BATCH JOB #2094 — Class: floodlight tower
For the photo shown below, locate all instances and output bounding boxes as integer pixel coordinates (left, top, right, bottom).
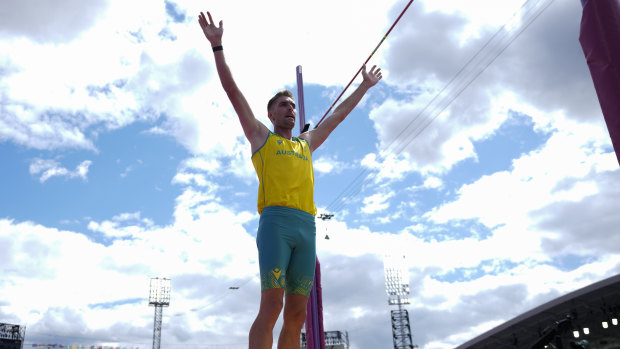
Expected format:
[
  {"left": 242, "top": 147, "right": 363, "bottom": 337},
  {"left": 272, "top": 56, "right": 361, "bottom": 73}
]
[
  {"left": 384, "top": 255, "right": 417, "bottom": 349},
  {"left": 149, "top": 277, "right": 171, "bottom": 349}
]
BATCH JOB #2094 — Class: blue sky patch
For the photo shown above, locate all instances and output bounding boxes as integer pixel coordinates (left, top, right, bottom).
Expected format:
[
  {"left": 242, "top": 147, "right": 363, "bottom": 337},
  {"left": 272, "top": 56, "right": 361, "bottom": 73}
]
[
  {"left": 88, "top": 297, "right": 145, "bottom": 309},
  {"left": 441, "top": 111, "right": 553, "bottom": 204},
  {"left": 545, "top": 254, "right": 598, "bottom": 272},
  {"left": 165, "top": 0, "right": 187, "bottom": 23},
  {"left": 432, "top": 259, "right": 520, "bottom": 283},
  {"left": 0, "top": 122, "right": 188, "bottom": 237}
]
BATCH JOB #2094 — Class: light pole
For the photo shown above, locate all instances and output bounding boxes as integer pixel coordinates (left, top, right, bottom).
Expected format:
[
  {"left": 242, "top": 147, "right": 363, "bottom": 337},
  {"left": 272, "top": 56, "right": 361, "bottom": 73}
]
[
  {"left": 384, "top": 255, "right": 417, "bottom": 349},
  {"left": 149, "top": 277, "right": 171, "bottom": 349}
]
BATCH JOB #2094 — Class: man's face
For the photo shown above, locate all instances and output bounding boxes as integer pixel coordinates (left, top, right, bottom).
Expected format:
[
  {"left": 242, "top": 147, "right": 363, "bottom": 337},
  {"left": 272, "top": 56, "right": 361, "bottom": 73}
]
[{"left": 269, "top": 96, "right": 296, "bottom": 129}]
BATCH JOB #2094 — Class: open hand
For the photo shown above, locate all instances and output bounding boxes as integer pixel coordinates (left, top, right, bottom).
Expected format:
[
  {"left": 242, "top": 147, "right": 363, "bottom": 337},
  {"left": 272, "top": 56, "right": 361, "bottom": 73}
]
[
  {"left": 198, "top": 11, "right": 223, "bottom": 46},
  {"left": 361, "top": 64, "right": 382, "bottom": 87}
]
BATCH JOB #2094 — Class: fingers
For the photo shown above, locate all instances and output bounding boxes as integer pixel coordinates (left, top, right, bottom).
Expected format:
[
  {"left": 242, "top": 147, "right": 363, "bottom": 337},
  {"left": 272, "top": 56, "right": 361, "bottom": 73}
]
[
  {"left": 370, "top": 65, "right": 382, "bottom": 79},
  {"left": 363, "top": 64, "right": 381, "bottom": 75},
  {"left": 362, "top": 64, "right": 382, "bottom": 79},
  {"left": 199, "top": 12, "right": 211, "bottom": 29},
  {"left": 198, "top": 11, "right": 223, "bottom": 29}
]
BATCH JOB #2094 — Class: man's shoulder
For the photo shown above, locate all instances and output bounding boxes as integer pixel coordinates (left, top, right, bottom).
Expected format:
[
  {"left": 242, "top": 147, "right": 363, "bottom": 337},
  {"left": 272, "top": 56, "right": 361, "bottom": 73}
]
[
  {"left": 251, "top": 131, "right": 272, "bottom": 157},
  {"left": 296, "top": 134, "right": 311, "bottom": 147}
]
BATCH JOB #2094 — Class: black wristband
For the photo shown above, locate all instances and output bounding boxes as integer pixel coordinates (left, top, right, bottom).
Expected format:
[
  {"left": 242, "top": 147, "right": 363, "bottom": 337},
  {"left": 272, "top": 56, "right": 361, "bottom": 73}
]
[{"left": 212, "top": 45, "right": 223, "bottom": 52}]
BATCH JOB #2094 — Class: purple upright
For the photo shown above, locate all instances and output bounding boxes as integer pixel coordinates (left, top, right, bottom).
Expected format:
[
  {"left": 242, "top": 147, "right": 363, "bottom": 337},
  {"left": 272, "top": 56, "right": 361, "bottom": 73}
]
[
  {"left": 579, "top": 0, "right": 620, "bottom": 165},
  {"left": 305, "top": 257, "right": 325, "bottom": 349},
  {"left": 296, "top": 66, "right": 325, "bottom": 349},
  {"left": 296, "top": 66, "right": 307, "bottom": 135}
]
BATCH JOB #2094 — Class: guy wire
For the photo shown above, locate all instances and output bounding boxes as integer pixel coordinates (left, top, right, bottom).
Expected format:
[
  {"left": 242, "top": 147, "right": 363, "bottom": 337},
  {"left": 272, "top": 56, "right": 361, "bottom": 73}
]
[{"left": 323, "top": 0, "right": 556, "bottom": 215}]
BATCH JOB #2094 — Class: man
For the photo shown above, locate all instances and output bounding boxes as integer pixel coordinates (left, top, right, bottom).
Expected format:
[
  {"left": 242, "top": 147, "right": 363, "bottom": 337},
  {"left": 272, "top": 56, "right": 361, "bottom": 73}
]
[{"left": 198, "top": 11, "right": 382, "bottom": 349}]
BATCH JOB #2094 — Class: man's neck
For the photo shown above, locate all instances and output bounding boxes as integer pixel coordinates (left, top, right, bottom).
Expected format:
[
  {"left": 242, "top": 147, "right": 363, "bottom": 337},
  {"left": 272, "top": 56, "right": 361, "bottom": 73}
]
[{"left": 273, "top": 128, "right": 293, "bottom": 140}]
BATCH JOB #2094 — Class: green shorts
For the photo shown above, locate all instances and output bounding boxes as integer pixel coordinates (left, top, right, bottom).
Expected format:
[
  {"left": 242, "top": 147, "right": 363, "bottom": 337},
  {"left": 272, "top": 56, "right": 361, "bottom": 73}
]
[{"left": 256, "top": 206, "right": 316, "bottom": 297}]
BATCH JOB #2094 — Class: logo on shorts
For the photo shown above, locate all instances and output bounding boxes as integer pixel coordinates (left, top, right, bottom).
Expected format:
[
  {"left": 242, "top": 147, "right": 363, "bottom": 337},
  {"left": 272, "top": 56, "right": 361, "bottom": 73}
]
[{"left": 272, "top": 268, "right": 282, "bottom": 280}]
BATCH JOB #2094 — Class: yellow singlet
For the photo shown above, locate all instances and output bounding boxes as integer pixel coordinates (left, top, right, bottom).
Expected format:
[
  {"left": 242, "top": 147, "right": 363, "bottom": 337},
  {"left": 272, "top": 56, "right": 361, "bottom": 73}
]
[{"left": 251, "top": 132, "right": 316, "bottom": 216}]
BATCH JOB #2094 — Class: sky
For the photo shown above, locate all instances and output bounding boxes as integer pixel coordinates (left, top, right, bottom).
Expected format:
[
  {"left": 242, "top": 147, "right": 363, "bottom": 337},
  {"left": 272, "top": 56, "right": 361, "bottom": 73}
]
[{"left": 1, "top": 0, "right": 619, "bottom": 348}]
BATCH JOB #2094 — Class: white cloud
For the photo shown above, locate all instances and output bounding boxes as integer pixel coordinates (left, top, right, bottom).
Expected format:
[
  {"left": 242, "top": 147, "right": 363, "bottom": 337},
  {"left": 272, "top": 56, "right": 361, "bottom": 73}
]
[
  {"left": 424, "top": 176, "right": 443, "bottom": 189},
  {"left": 367, "top": 82, "right": 518, "bottom": 177},
  {"left": 0, "top": 0, "right": 109, "bottom": 43},
  {"left": 427, "top": 120, "right": 616, "bottom": 232},
  {"left": 29, "top": 158, "right": 92, "bottom": 182},
  {"left": 366, "top": 0, "right": 600, "bottom": 179},
  {"left": 120, "top": 165, "right": 135, "bottom": 178},
  {"left": 3, "top": 175, "right": 620, "bottom": 349},
  {"left": 361, "top": 152, "right": 415, "bottom": 182},
  {"left": 313, "top": 213, "right": 620, "bottom": 347},
  {"left": 88, "top": 212, "right": 155, "bottom": 238},
  {"left": 172, "top": 172, "right": 208, "bottom": 187},
  {"left": 313, "top": 155, "right": 349, "bottom": 175},
  {"left": 172, "top": 147, "right": 257, "bottom": 189},
  {"left": 0, "top": 182, "right": 259, "bottom": 343},
  {"left": 361, "top": 191, "right": 395, "bottom": 214},
  {"left": 0, "top": 0, "right": 405, "bottom": 157}
]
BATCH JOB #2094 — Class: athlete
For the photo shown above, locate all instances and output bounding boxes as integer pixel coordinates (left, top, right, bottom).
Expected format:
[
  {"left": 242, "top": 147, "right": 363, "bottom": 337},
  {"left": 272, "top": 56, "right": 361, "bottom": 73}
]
[{"left": 198, "top": 11, "right": 382, "bottom": 349}]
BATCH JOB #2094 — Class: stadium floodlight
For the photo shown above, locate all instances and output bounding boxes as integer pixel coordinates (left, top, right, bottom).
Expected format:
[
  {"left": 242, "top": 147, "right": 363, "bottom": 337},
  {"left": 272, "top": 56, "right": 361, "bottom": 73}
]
[
  {"left": 384, "top": 254, "right": 410, "bottom": 306},
  {"left": 384, "top": 254, "right": 416, "bottom": 349},
  {"left": 612, "top": 318, "right": 618, "bottom": 326},
  {"left": 602, "top": 321, "right": 609, "bottom": 329},
  {"left": 583, "top": 327, "right": 590, "bottom": 335},
  {"left": 149, "top": 277, "right": 171, "bottom": 349},
  {"left": 149, "top": 277, "right": 171, "bottom": 306}
]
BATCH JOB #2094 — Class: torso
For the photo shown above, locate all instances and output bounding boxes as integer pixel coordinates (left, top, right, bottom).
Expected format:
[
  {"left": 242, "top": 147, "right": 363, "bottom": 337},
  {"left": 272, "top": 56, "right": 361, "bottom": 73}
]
[{"left": 251, "top": 132, "right": 316, "bottom": 215}]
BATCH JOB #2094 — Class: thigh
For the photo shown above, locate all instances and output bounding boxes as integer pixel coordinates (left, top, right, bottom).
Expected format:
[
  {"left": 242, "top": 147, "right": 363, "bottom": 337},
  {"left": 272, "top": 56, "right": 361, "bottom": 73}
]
[
  {"left": 257, "top": 213, "right": 293, "bottom": 292},
  {"left": 285, "top": 218, "right": 316, "bottom": 297}
]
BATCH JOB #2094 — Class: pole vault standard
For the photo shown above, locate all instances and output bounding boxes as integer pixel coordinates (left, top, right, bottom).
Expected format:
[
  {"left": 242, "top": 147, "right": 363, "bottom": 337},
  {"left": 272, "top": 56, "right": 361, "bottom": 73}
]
[
  {"left": 315, "top": 0, "right": 416, "bottom": 128},
  {"left": 297, "top": 66, "right": 310, "bottom": 134},
  {"left": 305, "top": 258, "right": 325, "bottom": 349},
  {"left": 579, "top": 0, "right": 620, "bottom": 166},
  {"left": 297, "top": 65, "right": 325, "bottom": 349}
]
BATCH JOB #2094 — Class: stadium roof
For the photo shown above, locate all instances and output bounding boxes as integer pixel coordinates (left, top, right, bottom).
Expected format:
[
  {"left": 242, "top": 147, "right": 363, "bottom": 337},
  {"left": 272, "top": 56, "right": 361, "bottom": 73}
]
[{"left": 455, "top": 273, "right": 620, "bottom": 349}]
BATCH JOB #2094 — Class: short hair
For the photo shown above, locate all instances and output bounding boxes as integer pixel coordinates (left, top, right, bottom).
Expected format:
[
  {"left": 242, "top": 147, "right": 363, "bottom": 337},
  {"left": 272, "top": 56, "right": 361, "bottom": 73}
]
[{"left": 267, "top": 89, "right": 295, "bottom": 111}]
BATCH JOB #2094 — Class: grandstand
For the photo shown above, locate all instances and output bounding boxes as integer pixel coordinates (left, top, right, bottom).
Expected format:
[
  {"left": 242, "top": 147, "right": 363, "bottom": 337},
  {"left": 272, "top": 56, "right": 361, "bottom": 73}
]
[
  {"left": 0, "top": 323, "right": 25, "bottom": 349},
  {"left": 455, "top": 274, "right": 620, "bottom": 349}
]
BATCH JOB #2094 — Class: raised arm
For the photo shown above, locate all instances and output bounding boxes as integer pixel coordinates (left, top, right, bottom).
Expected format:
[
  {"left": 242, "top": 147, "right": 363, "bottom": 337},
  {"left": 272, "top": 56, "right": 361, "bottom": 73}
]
[
  {"left": 198, "top": 11, "right": 269, "bottom": 152},
  {"left": 300, "top": 65, "right": 382, "bottom": 152}
]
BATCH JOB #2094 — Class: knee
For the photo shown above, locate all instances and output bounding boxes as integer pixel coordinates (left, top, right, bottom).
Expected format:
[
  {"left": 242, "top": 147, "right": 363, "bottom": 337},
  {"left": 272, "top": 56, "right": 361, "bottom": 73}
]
[
  {"left": 258, "top": 293, "right": 284, "bottom": 323},
  {"left": 264, "top": 296, "right": 284, "bottom": 314},
  {"left": 283, "top": 303, "right": 307, "bottom": 327}
]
